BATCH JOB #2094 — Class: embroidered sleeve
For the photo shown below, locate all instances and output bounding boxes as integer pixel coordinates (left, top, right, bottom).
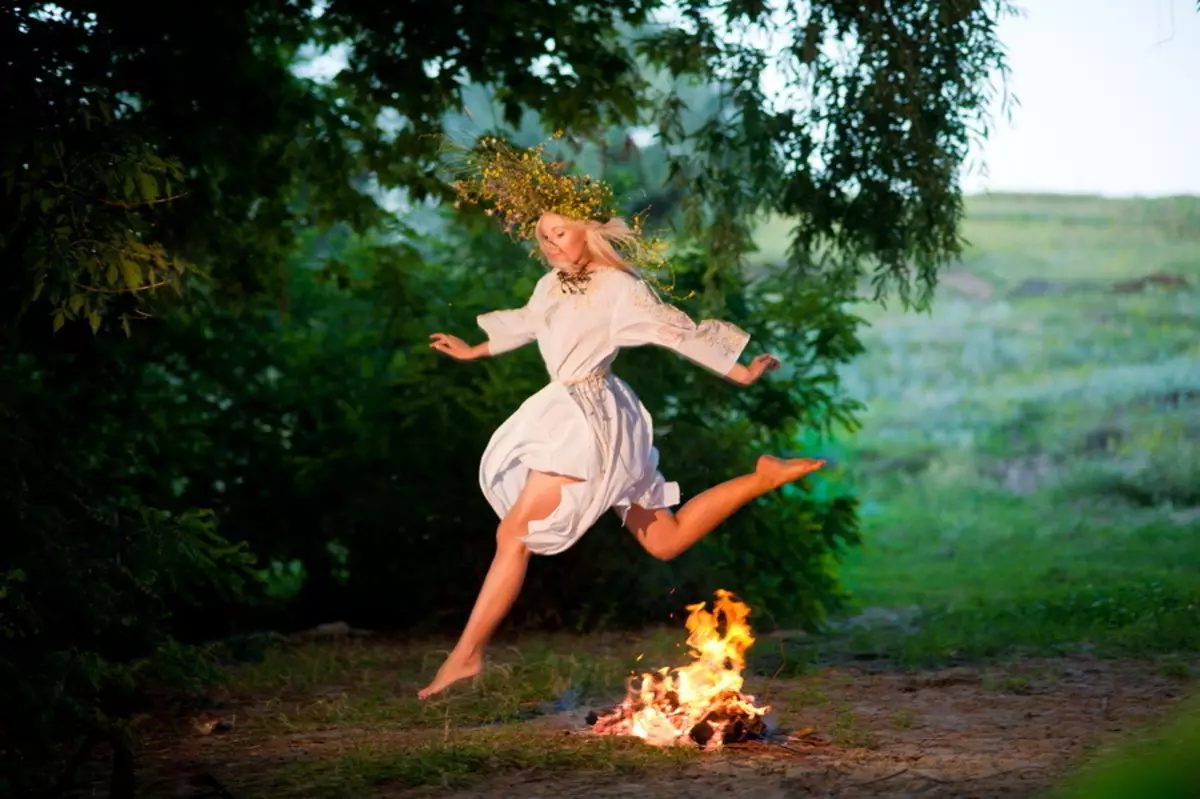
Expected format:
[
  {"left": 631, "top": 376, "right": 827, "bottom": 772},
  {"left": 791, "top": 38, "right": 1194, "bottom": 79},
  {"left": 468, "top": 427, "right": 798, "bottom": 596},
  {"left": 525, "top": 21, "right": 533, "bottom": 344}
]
[
  {"left": 611, "top": 277, "right": 750, "bottom": 377},
  {"left": 476, "top": 276, "right": 545, "bottom": 355}
]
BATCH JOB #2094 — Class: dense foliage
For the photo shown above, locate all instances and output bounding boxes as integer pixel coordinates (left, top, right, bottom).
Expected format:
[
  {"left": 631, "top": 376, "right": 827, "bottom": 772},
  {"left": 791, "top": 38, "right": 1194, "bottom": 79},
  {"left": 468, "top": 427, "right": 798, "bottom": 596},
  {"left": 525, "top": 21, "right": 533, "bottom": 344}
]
[{"left": 2, "top": 0, "right": 1011, "bottom": 793}]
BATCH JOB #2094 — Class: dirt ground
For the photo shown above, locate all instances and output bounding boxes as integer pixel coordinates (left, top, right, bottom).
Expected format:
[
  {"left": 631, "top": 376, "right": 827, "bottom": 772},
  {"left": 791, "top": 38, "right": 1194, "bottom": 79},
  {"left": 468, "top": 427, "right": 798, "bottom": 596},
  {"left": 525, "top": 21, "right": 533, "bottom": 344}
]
[
  {"left": 437, "top": 659, "right": 1190, "bottom": 798},
  {"left": 132, "top": 654, "right": 1195, "bottom": 798}
]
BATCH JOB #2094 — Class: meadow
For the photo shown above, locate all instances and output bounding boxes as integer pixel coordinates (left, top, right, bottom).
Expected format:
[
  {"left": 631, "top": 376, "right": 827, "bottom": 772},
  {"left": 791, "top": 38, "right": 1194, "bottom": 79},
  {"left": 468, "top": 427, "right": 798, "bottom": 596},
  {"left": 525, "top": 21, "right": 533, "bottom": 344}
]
[
  {"left": 820, "top": 193, "right": 1200, "bottom": 666},
  {"left": 85, "top": 194, "right": 1200, "bottom": 798}
]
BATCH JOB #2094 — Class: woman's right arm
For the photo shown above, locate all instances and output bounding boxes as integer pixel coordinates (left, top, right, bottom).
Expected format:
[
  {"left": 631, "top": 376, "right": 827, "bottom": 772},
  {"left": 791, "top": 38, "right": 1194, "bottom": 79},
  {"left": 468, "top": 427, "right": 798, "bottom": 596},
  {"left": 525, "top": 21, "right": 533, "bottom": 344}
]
[
  {"left": 428, "top": 334, "right": 491, "bottom": 361},
  {"left": 431, "top": 275, "right": 546, "bottom": 361},
  {"left": 471, "top": 275, "right": 548, "bottom": 356}
]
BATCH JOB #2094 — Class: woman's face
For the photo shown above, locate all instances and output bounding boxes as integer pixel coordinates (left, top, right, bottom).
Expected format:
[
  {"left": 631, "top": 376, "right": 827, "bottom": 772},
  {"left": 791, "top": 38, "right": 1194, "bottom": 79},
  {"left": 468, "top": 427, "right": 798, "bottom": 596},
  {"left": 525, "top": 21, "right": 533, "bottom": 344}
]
[{"left": 536, "top": 213, "right": 587, "bottom": 268}]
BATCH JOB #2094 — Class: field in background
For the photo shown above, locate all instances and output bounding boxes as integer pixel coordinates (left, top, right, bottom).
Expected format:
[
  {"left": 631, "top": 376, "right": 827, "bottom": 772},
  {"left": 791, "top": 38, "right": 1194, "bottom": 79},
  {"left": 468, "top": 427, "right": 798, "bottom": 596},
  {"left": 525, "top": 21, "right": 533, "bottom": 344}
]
[{"left": 765, "top": 193, "right": 1200, "bottom": 665}]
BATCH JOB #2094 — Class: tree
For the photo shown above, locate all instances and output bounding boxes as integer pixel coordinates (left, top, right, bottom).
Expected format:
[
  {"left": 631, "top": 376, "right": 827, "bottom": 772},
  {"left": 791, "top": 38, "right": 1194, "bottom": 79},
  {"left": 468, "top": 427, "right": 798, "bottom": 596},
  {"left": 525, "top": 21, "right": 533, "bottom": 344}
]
[
  {"left": 1, "top": 1, "right": 1012, "bottom": 794},
  {"left": 3, "top": 0, "right": 1012, "bottom": 328}
]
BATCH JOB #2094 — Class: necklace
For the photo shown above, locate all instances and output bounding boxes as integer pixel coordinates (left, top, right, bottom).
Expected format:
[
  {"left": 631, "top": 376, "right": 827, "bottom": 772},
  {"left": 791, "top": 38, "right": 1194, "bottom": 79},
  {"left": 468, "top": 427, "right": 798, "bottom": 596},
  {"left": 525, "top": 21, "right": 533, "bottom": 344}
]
[{"left": 556, "top": 266, "right": 593, "bottom": 295}]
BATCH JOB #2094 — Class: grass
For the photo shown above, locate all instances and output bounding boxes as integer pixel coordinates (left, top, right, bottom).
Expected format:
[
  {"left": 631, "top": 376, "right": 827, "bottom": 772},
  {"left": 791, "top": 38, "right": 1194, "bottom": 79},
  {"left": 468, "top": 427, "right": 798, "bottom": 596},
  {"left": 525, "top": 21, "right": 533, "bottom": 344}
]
[
  {"left": 1049, "top": 695, "right": 1200, "bottom": 799},
  {"left": 161, "top": 194, "right": 1199, "bottom": 797},
  {"left": 259, "top": 725, "right": 699, "bottom": 798},
  {"left": 181, "top": 631, "right": 703, "bottom": 796},
  {"left": 825, "top": 709, "right": 879, "bottom": 749},
  {"left": 764, "top": 193, "right": 1200, "bottom": 666},
  {"left": 981, "top": 672, "right": 1032, "bottom": 694},
  {"left": 772, "top": 194, "right": 1200, "bottom": 796},
  {"left": 218, "top": 629, "right": 689, "bottom": 735}
]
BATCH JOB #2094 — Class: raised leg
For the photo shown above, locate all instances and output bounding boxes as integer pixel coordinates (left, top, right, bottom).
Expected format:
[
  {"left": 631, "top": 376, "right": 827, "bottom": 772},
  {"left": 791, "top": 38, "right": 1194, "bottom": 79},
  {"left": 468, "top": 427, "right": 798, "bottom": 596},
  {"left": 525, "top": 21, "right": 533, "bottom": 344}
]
[
  {"left": 418, "top": 470, "right": 580, "bottom": 700},
  {"left": 624, "top": 455, "right": 825, "bottom": 561}
]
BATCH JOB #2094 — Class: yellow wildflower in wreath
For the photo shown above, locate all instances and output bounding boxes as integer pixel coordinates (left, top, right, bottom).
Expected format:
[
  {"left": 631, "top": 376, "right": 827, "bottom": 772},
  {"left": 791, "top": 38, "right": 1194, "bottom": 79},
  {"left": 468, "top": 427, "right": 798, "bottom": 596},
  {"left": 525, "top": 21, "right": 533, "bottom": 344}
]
[{"left": 444, "top": 133, "right": 689, "bottom": 297}]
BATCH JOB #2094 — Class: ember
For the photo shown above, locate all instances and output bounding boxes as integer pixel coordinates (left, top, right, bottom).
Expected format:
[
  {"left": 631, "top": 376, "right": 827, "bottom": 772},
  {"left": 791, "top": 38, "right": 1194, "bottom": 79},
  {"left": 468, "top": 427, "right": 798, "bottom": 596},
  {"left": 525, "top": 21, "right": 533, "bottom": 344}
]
[{"left": 589, "top": 590, "right": 769, "bottom": 749}]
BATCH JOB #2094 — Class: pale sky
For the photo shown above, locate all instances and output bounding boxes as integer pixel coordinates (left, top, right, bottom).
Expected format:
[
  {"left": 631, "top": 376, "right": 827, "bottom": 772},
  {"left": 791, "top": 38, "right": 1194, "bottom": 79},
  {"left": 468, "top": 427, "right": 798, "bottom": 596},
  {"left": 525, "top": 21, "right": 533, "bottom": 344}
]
[{"left": 963, "top": 0, "right": 1200, "bottom": 197}]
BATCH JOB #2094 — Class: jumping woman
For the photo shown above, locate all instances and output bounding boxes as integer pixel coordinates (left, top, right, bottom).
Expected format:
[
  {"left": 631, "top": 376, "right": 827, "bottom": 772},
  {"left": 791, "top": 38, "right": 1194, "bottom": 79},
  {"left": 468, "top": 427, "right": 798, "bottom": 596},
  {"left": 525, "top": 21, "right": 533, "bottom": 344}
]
[{"left": 420, "top": 138, "right": 824, "bottom": 699}]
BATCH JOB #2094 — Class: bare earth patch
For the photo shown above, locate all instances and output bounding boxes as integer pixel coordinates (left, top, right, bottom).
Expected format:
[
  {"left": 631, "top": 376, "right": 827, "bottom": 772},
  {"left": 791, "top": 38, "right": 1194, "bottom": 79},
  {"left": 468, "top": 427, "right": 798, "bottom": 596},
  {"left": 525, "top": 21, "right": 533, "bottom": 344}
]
[{"left": 123, "top": 649, "right": 1194, "bottom": 798}]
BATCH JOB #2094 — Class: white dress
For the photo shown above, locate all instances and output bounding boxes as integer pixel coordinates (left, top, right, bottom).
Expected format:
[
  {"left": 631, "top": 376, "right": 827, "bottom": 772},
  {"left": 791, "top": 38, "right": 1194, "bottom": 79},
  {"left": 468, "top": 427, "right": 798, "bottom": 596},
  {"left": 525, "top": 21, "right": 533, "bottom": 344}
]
[{"left": 476, "top": 266, "right": 751, "bottom": 555}]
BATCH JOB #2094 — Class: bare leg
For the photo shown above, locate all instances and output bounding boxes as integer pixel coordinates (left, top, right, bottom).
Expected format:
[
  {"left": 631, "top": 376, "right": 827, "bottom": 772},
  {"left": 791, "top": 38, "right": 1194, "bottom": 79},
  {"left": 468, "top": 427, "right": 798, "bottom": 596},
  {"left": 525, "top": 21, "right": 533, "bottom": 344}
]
[
  {"left": 625, "top": 455, "right": 825, "bottom": 561},
  {"left": 418, "top": 471, "right": 580, "bottom": 700}
]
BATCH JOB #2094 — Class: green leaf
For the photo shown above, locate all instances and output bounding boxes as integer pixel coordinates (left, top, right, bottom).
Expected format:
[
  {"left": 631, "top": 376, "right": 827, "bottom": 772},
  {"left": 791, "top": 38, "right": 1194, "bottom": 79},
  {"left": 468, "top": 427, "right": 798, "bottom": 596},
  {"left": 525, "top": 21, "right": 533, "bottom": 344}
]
[
  {"left": 68, "top": 294, "right": 85, "bottom": 314},
  {"left": 121, "top": 258, "right": 143, "bottom": 289},
  {"left": 40, "top": 197, "right": 54, "bottom": 212},
  {"left": 139, "top": 172, "right": 158, "bottom": 202},
  {"left": 88, "top": 309, "right": 102, "bottom": 334},
  {"left": 52, "top": 310, "right": 65, "bottom": 333}
]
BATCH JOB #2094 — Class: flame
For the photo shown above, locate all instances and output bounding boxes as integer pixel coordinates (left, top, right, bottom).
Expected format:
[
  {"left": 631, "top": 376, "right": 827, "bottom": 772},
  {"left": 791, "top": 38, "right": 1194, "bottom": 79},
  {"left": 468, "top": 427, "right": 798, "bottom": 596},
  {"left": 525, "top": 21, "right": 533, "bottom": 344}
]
[{"left": 591, "top": 590, "right": 769, "bottom": 749}]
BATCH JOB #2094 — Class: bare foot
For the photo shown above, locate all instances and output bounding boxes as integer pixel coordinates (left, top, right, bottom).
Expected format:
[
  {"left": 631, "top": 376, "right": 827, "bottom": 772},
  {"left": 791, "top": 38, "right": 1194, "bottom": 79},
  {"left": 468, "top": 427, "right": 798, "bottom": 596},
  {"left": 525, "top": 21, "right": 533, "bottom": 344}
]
[
  {"left": 417, "top": 650, "right": 483, "bottom": 700},
  {"left": 755, "top": 454, "right": 826, "bottom": 489}
]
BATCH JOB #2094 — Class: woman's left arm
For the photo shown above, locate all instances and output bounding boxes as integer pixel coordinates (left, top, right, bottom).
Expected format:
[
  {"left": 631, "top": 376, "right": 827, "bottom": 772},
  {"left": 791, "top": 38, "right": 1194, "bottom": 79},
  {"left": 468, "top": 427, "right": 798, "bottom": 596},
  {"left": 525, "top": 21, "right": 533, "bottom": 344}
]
[
  {"left": 725, "top": 354, "right": 782, "bottom": 385},
  {"left": 612, "top": 277, "right": 774, "bottom": 384}
]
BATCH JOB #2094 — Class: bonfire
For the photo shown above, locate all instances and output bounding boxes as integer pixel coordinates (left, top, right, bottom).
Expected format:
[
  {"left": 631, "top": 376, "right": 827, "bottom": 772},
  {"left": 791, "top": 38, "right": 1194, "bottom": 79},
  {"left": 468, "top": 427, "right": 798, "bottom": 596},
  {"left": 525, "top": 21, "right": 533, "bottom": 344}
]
[{"left": 589, "top": 590, "right": 770, "bottom": 749}]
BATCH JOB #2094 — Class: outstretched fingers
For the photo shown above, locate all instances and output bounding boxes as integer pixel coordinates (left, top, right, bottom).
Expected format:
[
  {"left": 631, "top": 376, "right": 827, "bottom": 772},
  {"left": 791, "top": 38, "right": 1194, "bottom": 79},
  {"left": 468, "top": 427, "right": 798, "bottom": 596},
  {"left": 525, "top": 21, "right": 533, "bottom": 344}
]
[
  {"left": 429, "top": 333, "right": 456, "bottom": 357},
  {"left": 755, "top": 353, "right": 782, "bottom": 372}
]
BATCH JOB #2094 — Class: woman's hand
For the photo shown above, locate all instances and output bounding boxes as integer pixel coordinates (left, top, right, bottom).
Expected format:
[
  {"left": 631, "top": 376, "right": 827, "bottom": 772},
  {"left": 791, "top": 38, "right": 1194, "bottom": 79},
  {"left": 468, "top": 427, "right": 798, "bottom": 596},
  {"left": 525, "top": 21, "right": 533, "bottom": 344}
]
[
  {"left": 747, "top": 353, "right": 781, "bottom": 384},
  {"left": 726, "top": 353, "right": 781, "bottom": 386},
  {"left": 429, "top": 333, "right": 485, "bottom": 361}
]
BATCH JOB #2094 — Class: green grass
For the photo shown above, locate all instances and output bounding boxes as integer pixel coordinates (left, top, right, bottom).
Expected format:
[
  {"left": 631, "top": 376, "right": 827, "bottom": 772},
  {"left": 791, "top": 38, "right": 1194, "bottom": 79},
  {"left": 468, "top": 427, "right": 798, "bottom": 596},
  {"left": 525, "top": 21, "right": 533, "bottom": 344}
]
[
  {"left": 259, "top": 726, "right": 698, "bottom": 798},
  {"left": 764, "top": 195, "right": 1200, "bottom": 795},
  {"left": 188, "top": 630, "right": 700, "bottom": 795},
  {"left": 769, "top": 193, "right": 1200, "bottom": 665},
  {"left": 825, "top": 709, "right": 879, "bottom": 749},
  {"left": 1049, "top": 695, "right": 1200, "bottom": 799},
  {"left": 218, "top": 629, "right": 688, "bottom": 734}
]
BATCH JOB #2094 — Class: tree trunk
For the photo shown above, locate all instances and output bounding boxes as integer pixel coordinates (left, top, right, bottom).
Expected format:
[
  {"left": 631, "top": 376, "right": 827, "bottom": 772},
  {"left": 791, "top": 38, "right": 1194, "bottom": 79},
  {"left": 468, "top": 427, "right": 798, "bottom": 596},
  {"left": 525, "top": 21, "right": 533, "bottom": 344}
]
[{"left": 108, "top": 738, "right": 134, "bottom": 799}]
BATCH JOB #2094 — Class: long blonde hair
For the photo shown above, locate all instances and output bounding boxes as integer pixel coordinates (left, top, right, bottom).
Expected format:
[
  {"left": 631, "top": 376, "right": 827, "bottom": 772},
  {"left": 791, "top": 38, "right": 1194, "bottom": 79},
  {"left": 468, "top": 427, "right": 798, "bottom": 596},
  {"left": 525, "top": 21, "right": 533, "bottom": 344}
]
[
  {"left": 581, "top": 218, "right": 640, "bottom": 275},
  {"left": 532, "top": 216, "right": 641, "bottom": 274}
]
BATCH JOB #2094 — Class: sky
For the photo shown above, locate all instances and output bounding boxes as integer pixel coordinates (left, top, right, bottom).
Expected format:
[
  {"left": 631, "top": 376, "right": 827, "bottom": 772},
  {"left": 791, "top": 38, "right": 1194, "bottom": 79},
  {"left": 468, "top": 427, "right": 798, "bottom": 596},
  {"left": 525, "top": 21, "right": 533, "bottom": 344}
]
[{"left": 963, "top": 0, "right": 1200, "bottom": 197}]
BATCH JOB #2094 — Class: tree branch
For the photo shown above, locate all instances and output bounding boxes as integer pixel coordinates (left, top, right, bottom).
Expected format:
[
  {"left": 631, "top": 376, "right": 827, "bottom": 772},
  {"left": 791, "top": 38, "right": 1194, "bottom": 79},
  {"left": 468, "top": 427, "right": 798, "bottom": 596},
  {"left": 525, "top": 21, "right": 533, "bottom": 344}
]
[
  {"left": 95, "top": 192, "right": 189, "bottom": 208},
  {"left": 76, "top": 281, "right": 169, "bottom": 294}
]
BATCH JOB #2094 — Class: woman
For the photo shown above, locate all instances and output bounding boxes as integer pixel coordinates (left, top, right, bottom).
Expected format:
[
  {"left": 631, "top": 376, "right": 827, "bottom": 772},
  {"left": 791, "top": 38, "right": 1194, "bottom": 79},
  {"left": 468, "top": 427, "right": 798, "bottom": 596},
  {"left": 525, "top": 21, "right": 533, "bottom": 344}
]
[{"left": 419, "top": 142, "right": 824, "bottom": 700}]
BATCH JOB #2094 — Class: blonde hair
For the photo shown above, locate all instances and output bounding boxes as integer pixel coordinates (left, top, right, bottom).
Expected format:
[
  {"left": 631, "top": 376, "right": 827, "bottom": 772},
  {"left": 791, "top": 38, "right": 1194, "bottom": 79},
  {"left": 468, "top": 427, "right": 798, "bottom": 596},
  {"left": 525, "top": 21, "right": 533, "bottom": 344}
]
[
  {"left": 582, "top": 218, "right": 639, "bottom": 275},
  {"left": 532, "top": 215, "right": 642, "bottom": 276}
]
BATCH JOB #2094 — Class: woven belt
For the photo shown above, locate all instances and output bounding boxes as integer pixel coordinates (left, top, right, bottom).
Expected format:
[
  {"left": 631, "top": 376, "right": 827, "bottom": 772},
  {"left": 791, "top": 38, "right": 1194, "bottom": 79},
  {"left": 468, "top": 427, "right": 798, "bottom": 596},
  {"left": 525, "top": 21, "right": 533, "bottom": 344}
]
[{"left": 558, "top": 368, "right": 610, "bottom": 387}]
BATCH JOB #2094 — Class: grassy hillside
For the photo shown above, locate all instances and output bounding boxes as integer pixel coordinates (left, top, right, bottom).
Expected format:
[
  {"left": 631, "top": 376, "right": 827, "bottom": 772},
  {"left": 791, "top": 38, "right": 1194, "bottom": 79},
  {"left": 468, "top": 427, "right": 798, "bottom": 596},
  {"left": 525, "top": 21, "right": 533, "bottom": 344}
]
[{"left": 767, "top": 193, "right": 1200, "bottom": 664}]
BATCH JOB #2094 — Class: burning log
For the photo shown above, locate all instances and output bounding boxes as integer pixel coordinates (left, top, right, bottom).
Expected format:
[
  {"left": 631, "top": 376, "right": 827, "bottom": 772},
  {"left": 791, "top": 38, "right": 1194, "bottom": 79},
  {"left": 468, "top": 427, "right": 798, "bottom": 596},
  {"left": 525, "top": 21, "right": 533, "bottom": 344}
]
[
  {"left": 588, "top": 590, "right": 771, "bottom": 750},
  {"left": 689, "top": 710, "right": 767, "bottom": 747}
]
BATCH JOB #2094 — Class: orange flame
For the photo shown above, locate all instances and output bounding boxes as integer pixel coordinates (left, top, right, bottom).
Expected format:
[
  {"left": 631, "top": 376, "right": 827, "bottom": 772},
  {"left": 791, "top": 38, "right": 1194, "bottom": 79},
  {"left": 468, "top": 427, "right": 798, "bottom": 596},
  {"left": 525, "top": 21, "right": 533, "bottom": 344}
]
[{"left": 591, "top": 590, "right": 769, "bottom": 749}]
